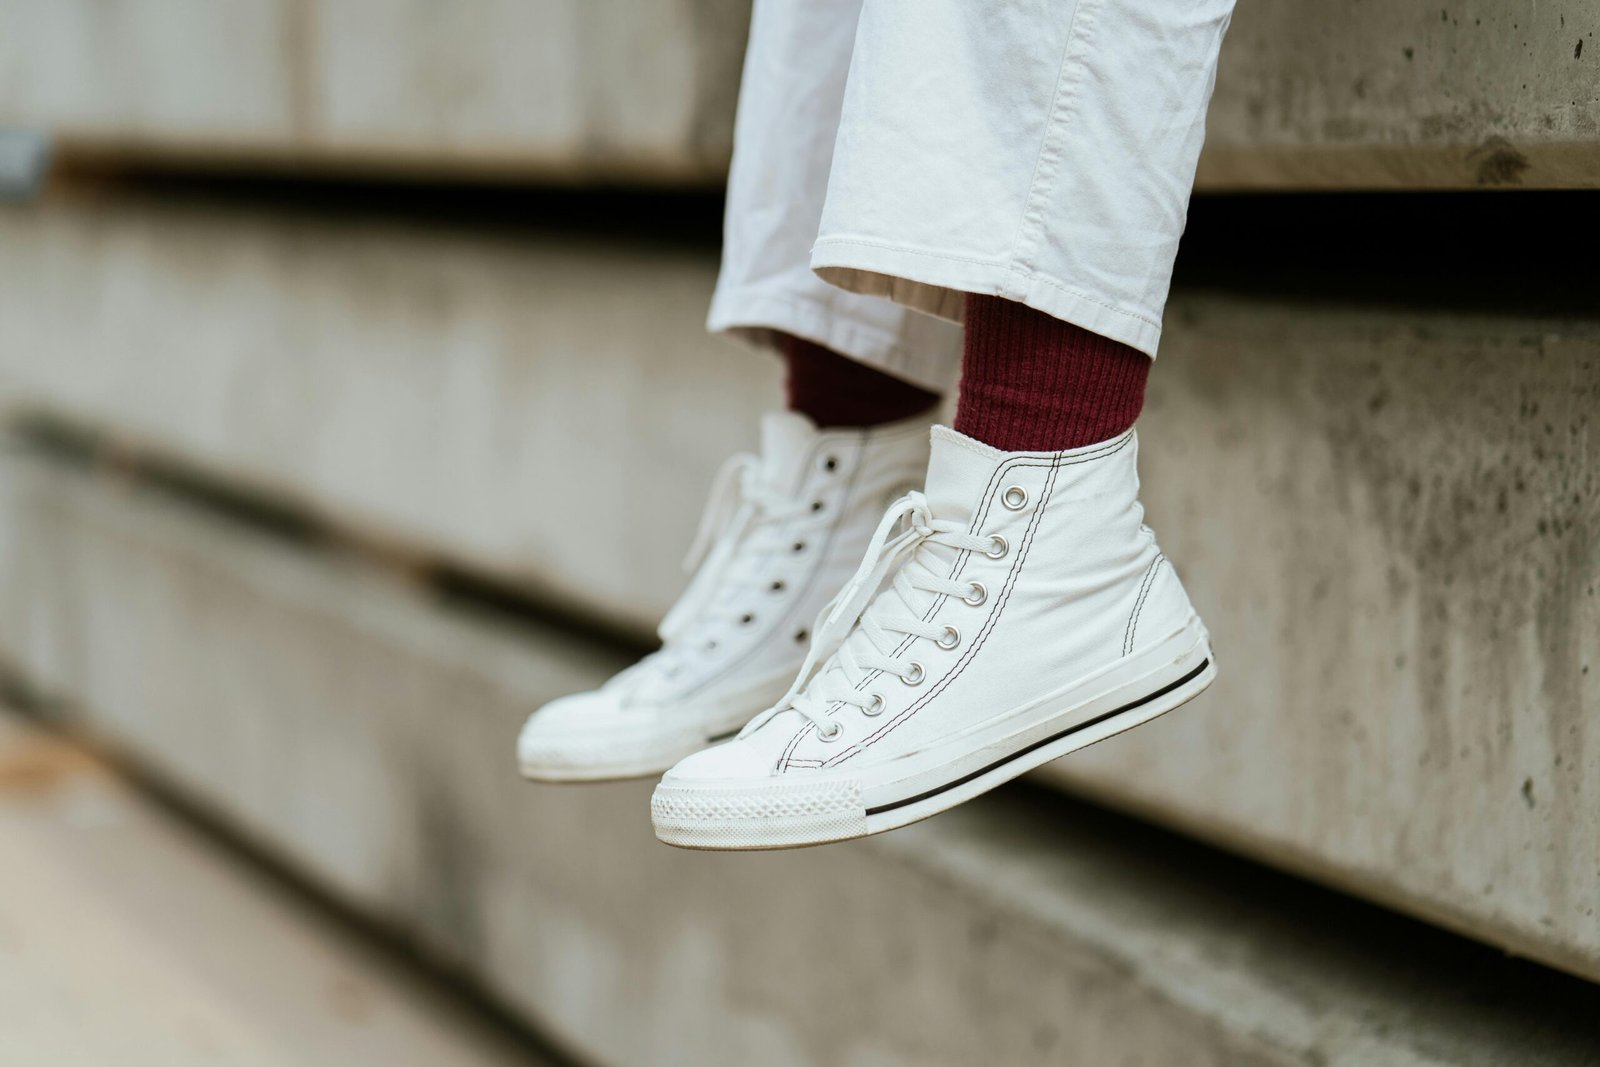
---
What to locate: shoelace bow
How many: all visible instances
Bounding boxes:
[741,491,995,738]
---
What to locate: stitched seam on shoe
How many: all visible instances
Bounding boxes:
[816,431,1133,766]
[1122,554,1165,657]
[771,427,933,752]
[771,429,892,770]
[939,432,1130,620]
[821,456,1062,765]
[781,453,1051,771]
[783,432,1131,770]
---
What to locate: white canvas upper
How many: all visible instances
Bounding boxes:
[517,410,932,780]
[652,425,1215,848]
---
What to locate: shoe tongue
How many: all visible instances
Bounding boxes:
[759,410,823,491]
[924,425,1004,522]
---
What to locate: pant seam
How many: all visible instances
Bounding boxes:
[1010,0,1104,278]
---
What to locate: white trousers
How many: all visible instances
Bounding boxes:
[707,0,1235,392]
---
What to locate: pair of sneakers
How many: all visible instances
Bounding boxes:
[517,411,1213,850]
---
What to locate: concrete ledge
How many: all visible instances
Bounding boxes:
[0,191,775,636]
[1200,0,1600,189]
[0,712,551,1066]
[5,444,1600,1065]
[1051,290,1600,984]
[3,0,1596,188]
[0,0,748,185]
[2,190,1598,985]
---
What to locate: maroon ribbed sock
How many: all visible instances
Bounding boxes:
[955,294,1150,452]
[781,334,941,429]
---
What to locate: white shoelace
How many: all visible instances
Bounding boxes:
[742,491,997,738]
[615,453,813,691]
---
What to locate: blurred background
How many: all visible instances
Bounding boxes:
[1,1,1599,1064]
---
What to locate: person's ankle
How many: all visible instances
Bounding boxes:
[782,334,941,429]
[954,295,1149,452]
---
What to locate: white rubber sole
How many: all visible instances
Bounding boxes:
[652,621,1214,850]
[518,724,743,784]
[518,664,799,784]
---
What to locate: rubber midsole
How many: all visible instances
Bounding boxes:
[865,655,1209,816]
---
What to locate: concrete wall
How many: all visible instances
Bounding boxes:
[1200,0,1600,188]
[3,0,1596,188]
[0,713,553,1067]
[0,0,749,183]
[5,445,1598,1067]
[0,193,776,634]
[1055,293,1600,984]
[1,192,1596,985]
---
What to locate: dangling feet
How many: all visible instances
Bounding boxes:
[517,411,932,781]
[651,426,1214,849]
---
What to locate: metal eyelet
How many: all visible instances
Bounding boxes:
[963,581,987,606]
[1002,485,1028,510]
[811,500,826,513]
[821,455,839,473]
[770,580,786,593]
[936,625,961,650]
[740,613,755,626]
[985,535,1009,559]
[792,541,807,554]
[900,661,926,686]
[862,693,886,717]
[818,719,844,742]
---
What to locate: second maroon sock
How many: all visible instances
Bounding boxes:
[781,334,941,429]
[955,294,1150,452]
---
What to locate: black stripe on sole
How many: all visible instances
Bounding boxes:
[864,658,1211,817]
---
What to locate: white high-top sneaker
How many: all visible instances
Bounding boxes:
[651,426,1214,848]
[517,411,932,781]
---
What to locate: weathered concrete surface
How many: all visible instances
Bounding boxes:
[2,0,1596,188]
[0,711,553,1067]
[0,0,749,184]
[1,190,1598,985]
[1201,0,1600,188]
[5,447,1600,1066]
[0,192,778,636]
[1051,294,1600,983]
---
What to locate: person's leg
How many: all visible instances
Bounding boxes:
[954,295,1148,451]
[708,0,960,395]
[652,0,1233,849]
[519,0,954,782]
[781,333,940,429]
[811,0,1234,363]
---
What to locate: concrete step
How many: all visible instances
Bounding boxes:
[5,443,1600,1066]
[0,710,555,1067]
[0,0,748,185]
[4,0,1597,188]
[0,187,774,635]
[1,187,1597,985]
[1199,0,1600,188]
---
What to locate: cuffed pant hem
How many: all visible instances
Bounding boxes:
[706,287,961,394]
[811,239,1164,359]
